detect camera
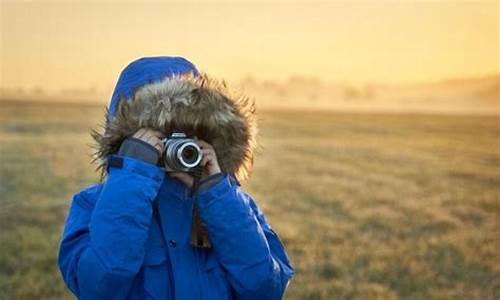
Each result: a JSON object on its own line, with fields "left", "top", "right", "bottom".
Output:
{"left": 161, "top": 132, "right": 203, "bottom": 172}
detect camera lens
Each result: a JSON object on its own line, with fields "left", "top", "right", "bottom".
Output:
{"left": 176, "top": 142, "right": 202, "bottom": 169}
{"left": 163, "top": 133, "right": 203, "bottom": 171}
{"left": 182, "top": 145, "right": 198, "bottom": 164}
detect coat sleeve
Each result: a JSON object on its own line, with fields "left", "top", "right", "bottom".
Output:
{"left": 197, "top": 173, "right": 295, "bottom": 299}
{"left": 58, "top": 154, "right": 165, "bottom": 299}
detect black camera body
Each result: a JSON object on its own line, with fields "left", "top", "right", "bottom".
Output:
{"left": 161, "top": 132, "right": 203, "bottom": 172}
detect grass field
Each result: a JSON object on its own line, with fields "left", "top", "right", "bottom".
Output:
{"left": 0, "top": 100, "right": 498, "bottom": 299}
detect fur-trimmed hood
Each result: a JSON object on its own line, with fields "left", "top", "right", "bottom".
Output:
{"left": 92, "top": 57, "right": 258, "bottom": 183}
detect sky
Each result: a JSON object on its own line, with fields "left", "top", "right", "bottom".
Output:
{"left": 1, "top": 0, "right": 499, "bottom": 93}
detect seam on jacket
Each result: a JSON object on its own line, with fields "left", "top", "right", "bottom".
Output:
{"left": 74, "top": 186, "right": 101, "bottom": 210}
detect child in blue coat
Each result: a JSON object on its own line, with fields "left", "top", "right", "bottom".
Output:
{"left": 58, "top": 56, "right": 294, "bottom": 299}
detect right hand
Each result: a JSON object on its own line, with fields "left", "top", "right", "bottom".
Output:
{"left": 132, "top": 128, "right": 165, "bottom": 153}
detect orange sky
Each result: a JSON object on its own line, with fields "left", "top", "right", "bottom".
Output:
{"left": 1, "top": 1, "right": 498, "bottom": 93}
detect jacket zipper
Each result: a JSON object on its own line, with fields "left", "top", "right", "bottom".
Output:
{"left": 153, "top": 200, "right": 176, "bottom": 300}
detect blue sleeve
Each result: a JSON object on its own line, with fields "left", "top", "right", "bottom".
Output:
{"left": 197, "top": 174, "right": 295, "bottom": 299}
{"left": 58, "top": 155, "right": 165, "bottom": 299}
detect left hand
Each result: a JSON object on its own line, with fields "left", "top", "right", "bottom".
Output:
{"left": 166, "top": 138, "right": 222, "bottom": 189}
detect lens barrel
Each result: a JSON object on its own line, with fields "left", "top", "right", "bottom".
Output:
{"left": 163, "top": 134, "right": 203, "bottom": 171}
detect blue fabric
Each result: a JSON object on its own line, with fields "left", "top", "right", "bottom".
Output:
{"left": 58, "top": 155, "right": 295, "bottom": 299}
{"left": 107, "top": 56, "right": 199, "bottom": 124}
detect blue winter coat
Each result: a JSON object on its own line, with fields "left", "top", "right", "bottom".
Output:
{"left": 57, "top": 57, "right": 295, "bottom": 299}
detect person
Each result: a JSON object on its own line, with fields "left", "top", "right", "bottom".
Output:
{"left": 57, "top": 56, "right": 294, "bottom": 299}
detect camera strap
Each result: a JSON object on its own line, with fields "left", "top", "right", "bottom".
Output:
{"left": 189, "top": 166, "right": 212, "bottom": 249}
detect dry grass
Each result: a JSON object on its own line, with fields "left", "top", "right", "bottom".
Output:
{"left": 0, "top": 101, "right": 498, "bottom": 299}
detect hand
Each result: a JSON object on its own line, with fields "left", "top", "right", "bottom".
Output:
{"left": 132, "top": 128, "right": 165, "bottom": 153}
{"left": 167, "top": 138, "right": 222, "bottom": 189}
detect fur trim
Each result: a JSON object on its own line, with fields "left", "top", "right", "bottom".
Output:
{"left": 91, "top": 73, "right": 259, "bottom": 183}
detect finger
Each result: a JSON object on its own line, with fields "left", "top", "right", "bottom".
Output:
{"left": 201, "top": 152, "right": 217, "bottom": 167}
{"left": 133, "top": 128, "right": 147, "bottom": 139}
{"left": 149, "top": 129, "right": 166, "bottom": 139}
{"left": 134, "top": 131, "right": 159, "bottom": 144}
{"left": 200, "top": 155, "right": 210, "bottom": 167}
{"left": 202, "top": 149, "right": 217, "bottom": 161}
{"left": 201, "top": 151, "right": 215, "bottom": 161}
{"left": 196, "top": 140, "right": 213, "bottom": 149}
{"left": 144, "top": 132, "right": 163, "bottom": 142}
{"left": 145, "top": 136, "right": 159, "bottom": 148}
{"left": 153, "top": 140, "right": 163, "bottom": 152}
{"left": 201, "top": 148, "right": 215, "bottom": 156}
{"left": 149, "top": 133, "right": 164, "bottom": 143}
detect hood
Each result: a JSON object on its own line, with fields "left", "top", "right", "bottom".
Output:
{"left": 91, "top": 56, "right": 258, "bottom": 183}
